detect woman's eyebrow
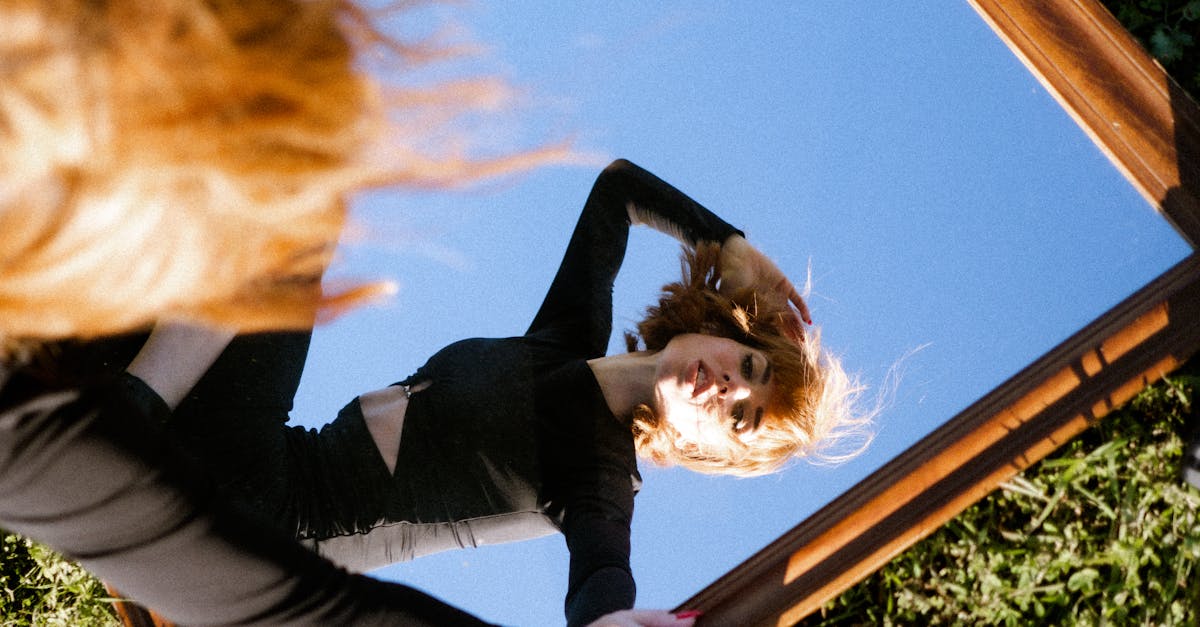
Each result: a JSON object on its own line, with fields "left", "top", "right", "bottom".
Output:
{"left": 760, "top": 362, "right": 772, "bottom": 385}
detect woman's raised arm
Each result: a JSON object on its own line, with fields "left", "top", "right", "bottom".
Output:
{"left": 526, "top": 159, "right": 742, "bottom": 351}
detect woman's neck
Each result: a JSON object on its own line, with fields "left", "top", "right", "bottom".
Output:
{"left": 587, "top": 351, "right": 658, "bottom": 417}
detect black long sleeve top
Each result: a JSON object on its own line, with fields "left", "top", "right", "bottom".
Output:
{"left": 269, "top": 159, "right": 742, "bottom": 626}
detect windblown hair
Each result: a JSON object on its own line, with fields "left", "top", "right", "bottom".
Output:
{"left": 626, "top": 242, "right": 872, "bottom": 477}
{"left": 0, "top": 0, "right": 569, "bottom": 352}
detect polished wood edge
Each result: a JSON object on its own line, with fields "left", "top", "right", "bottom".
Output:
{"left": 104, "top": 584, "right": 175, "bottom": 627}
{"left": 967, "top": 0, "right": 1200, "bottom": 245}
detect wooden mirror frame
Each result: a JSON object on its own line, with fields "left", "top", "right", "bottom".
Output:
{"left": 676, "top": 1, "right": 1200, "bottom": 624}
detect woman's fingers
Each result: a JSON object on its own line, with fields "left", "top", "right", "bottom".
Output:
{"left": 790, "top": 287, "right": 812, "bottom": 325}
{"left": 768, "top": 276, "right": 811, "bottom": 333}
{"left": 585, "top": 609, "right": 699, "bottom": 627}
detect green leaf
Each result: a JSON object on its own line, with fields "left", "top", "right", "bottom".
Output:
{"left": 1184, "top": 1, "right": 1200, "bottom": 21}
{"left": 1067, "top": 568, "right": 1101, "bottom": 593}
{"left": 1150, "top": 26, "right": 1187, "bottom": 63}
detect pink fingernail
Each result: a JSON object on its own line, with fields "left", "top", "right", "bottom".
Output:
{"left": 676, "top": 610, "right": 703, "bottom": 619}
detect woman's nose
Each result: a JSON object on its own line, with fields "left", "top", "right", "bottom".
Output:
{"left": 718, "top": 374, "right": 750, "bottom": 400}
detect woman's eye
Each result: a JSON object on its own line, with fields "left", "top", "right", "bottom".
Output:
{"left": 741, "top": 354, "right": 754, "bottom": 379}
{"left": 731, "top": 403, "right": 748, "bottom": 432}
{"left": 731, "top": 404, "right": 763, "bottom": 434}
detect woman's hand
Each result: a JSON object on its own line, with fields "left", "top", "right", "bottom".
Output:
{"left": 585, "top": 609, "right": 700, "bottom": 627}
{"left": 717, "top": 235, "right": 811, "bottom": 335}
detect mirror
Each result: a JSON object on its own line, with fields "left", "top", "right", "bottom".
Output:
{"left": 291, "top": 3, "right": 1192, "bottom": 624}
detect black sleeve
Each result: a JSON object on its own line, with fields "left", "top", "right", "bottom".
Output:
{"left": 0, "top": 368, "right": 498, "bottom": 627}
{"left": 526, "top": 159, "right": 743, "bottom": 356}
{"left": 532, "top": 161, "right": 740, "bottom": 624}
{"left": 562, "top": 511, "right": 635, "bottom": 627}
{"left": 543, "top": 365, "right": 641, "bottom": 627}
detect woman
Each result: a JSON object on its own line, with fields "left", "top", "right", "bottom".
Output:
{"left": 0, "top": 1, "right": 688, "bottom": 625}
{"left": 125, "top": 159, "right": 867, "bottom": 627}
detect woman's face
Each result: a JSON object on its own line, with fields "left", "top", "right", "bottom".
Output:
{"left": 653, "top": 333, "right": 773, "bottom": 447}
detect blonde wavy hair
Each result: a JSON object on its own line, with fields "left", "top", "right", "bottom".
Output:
{"left": 0, "top": 0, "right": 568, "bottom": 352}
{"left": 626, "top": 243, "right": 873, "bottom": 477}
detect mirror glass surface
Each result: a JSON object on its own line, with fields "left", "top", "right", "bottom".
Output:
{"left": 292, "top": 3, "right": 1192, "bottom": 624}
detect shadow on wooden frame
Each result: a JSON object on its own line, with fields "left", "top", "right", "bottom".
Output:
{"left": 675, "top": 1, "right": 1200, "bottom": 625}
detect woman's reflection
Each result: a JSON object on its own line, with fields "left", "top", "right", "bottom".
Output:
{"left": 126, "top": 159, "right": 874, "bottom": 627}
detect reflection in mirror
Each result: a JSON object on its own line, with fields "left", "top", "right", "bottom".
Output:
{"left": 291, "top": 3, "right": 1192, "bottom": 624}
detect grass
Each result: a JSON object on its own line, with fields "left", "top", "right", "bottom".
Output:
{"left": 0, "top": 533, "right": 119, "bottom": 626}
{"left": 802, "top": 357, "right": 1200, "bottom": 626}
